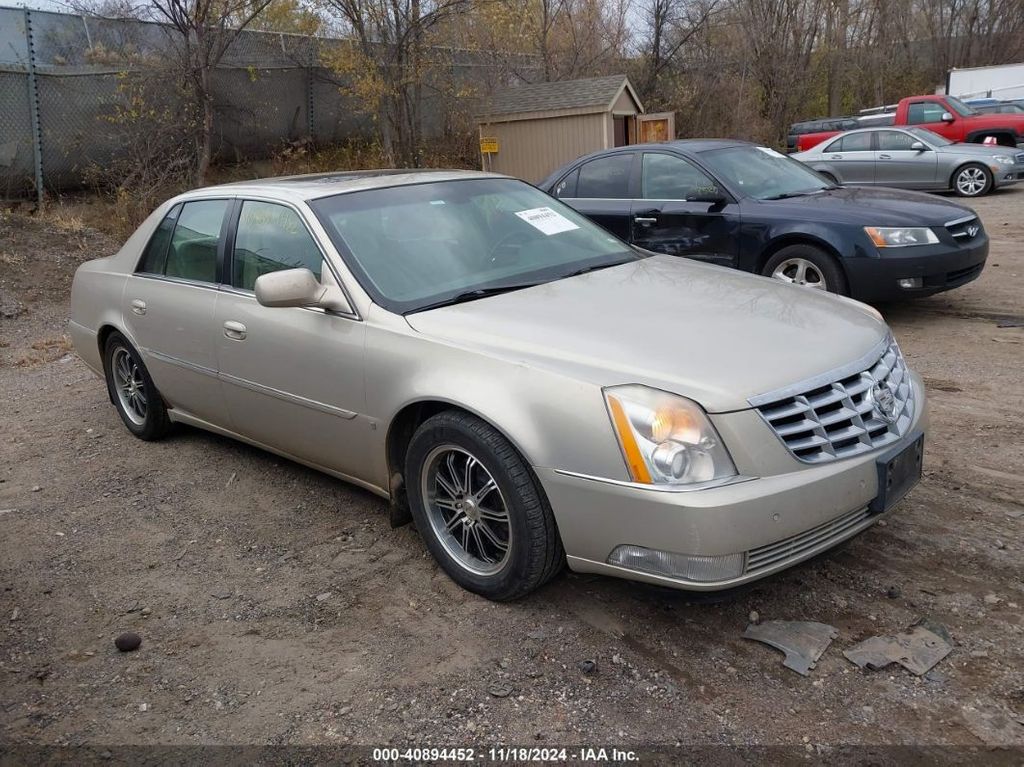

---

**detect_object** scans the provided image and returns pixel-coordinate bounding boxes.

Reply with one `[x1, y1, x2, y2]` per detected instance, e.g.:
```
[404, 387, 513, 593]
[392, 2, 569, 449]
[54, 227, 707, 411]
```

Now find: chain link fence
[0, 6, 526, 202]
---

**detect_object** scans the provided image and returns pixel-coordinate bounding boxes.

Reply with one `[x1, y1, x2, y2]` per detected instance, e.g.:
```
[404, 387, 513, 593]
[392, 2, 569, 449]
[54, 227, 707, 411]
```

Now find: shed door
[638, 112, 676, 143]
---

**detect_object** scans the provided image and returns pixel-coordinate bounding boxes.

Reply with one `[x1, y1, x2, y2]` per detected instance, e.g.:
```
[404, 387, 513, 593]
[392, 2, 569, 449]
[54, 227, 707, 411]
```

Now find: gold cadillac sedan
[69, 171, 926, 600]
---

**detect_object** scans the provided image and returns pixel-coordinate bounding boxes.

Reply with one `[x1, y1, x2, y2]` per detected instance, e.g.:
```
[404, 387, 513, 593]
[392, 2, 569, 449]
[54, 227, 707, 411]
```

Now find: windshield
[309, 178, 638, 314]
[945, 96, 978, 117]
[906, 127, 953, 146]
[699, 145, 832, 200]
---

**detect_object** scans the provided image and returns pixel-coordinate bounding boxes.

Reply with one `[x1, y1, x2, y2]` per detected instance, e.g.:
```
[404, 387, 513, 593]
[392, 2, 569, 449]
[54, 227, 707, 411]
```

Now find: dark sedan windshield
[699, 145, 833, 200]
[309, 178, 637, 314]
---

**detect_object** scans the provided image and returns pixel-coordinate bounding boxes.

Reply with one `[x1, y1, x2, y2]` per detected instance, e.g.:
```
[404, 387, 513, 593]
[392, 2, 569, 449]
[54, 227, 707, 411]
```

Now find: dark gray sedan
[793, 127, 1024, 197]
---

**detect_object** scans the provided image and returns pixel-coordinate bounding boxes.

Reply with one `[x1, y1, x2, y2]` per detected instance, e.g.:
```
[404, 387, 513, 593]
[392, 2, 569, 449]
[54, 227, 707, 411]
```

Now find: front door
[121, 198, 231, 425]
[214, 199, 370, 479]
[629, 152, 740, 267]
[873, 130, 939, 188]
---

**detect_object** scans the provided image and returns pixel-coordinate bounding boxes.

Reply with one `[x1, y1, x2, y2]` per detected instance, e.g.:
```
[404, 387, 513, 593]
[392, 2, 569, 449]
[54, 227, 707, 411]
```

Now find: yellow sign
[480, 136, 499, 154]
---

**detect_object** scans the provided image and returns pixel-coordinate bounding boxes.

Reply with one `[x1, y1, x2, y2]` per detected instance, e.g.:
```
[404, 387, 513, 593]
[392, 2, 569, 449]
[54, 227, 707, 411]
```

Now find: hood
[753, 186, 975, 226]
[405, 256, 887, 413]
[937, 142, 1023, 160]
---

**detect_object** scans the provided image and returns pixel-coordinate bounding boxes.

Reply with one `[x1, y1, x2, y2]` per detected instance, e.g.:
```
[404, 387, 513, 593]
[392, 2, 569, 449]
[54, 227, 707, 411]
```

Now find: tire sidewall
[103, 332, 166, 440]
[405, 417, 537, 598]
[954, 163, 992, 197]
[762, 245, 847, 295]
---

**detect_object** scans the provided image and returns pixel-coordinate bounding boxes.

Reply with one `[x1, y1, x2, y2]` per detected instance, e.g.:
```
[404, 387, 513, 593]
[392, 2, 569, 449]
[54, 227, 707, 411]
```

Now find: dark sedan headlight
[864, 226, 939, 248]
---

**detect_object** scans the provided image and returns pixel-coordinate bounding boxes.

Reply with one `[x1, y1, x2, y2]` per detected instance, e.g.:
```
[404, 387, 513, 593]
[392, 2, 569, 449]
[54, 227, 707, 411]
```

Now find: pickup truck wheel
[762, 245, 847, 295]
[406, 411, 564, 601]
[103, 331, 171, 440]
[952, 163, 993, 197]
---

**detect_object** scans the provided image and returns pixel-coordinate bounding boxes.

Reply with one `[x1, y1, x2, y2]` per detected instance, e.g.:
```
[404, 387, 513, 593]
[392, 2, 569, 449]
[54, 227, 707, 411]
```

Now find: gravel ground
[1, 189, 1022, 752]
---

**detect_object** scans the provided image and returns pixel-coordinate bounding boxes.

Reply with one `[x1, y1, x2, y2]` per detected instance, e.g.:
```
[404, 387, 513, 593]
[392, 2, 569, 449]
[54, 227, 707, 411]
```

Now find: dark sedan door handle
[634, 216, 658, 225]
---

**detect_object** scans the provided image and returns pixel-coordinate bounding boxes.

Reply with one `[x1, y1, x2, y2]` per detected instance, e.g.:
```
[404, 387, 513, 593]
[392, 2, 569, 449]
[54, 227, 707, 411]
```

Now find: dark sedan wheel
[406, 411, 564, 601]
[103, 331, 171, 440]
[762, 244, 847, 295]
[952, 163, 993, 197]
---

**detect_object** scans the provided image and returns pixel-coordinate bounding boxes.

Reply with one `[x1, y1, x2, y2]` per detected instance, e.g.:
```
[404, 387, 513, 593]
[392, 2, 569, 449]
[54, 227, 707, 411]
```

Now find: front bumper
[844, 236, 988, 302]
[538, 372, 927, 591]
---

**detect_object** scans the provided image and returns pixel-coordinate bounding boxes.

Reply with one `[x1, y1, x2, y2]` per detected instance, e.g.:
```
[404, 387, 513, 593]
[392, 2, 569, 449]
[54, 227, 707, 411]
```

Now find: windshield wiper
[761, 189, 825, 201]
[562, 260, 633, 279]
[409, 282, 542, 313]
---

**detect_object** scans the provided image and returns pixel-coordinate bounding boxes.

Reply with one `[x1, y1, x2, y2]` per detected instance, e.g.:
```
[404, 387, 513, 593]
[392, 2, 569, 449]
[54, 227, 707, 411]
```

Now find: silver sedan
[793, 127, 1024, 197]
[70, 171, 926, 600]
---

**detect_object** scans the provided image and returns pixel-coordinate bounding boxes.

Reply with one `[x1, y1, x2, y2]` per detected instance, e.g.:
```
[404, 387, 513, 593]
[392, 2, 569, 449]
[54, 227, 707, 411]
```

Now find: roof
[193, 169, 505, 202]
[478, 75, 643, 123]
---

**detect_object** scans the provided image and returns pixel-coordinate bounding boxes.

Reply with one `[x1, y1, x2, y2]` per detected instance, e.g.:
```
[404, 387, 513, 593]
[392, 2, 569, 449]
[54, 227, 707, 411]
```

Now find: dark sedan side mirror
[687, 189, 728, 204]
[910, 141, 927, 151]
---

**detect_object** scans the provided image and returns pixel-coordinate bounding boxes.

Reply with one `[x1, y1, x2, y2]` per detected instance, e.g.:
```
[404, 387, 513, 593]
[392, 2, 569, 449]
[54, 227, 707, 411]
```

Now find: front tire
[405, 411, 564, 601]
[103, 331, 171, 441]
[762, 244, 847, 295]
[952, 163, 993, 197]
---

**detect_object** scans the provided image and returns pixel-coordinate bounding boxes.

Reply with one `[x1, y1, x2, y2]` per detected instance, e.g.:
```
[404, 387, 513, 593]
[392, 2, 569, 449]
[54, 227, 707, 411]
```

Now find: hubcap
[421, 445, 512, 576]
[771, 257, 827, 290]
[957, 167, 986, 196]
[112, 347, 147, 426]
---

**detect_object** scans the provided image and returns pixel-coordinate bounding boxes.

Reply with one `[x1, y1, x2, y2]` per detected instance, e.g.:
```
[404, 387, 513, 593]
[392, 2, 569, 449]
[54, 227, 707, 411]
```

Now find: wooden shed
[476, 75, 673, 183]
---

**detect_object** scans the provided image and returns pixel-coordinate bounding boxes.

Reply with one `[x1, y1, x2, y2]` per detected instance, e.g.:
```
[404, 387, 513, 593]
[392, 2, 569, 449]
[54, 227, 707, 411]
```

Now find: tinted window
[642, 153, 718, 199]
[164, 200, 228, 283]
[833, 133, 872, 152]
[232, 201, 323, 291]
[137, 203, 181, 274]
[552, 168, 578, 198]
[877, 131, 918, 151]
[576, 155, 632, 198]
[907, 102, 947, 124]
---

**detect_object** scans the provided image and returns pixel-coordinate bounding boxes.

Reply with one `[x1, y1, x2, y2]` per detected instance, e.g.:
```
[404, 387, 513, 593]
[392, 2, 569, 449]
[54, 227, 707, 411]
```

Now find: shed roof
[478, 74, 643, 123]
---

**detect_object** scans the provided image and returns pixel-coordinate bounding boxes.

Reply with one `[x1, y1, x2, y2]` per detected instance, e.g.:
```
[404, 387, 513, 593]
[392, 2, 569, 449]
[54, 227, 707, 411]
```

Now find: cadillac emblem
[870, 381, 899, 424]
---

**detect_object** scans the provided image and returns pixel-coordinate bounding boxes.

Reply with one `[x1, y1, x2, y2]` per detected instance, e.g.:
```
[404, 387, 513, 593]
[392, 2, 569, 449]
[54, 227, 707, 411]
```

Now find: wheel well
[966, 131, 1016, 146]
[949, 161, 991, 187]
[97, 324, 118, 361]
[758, 236, 845, 276]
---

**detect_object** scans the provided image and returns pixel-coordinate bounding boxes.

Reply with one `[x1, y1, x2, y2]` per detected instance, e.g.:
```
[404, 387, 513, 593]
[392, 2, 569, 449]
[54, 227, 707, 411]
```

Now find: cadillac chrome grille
[753, 338, 915, 463]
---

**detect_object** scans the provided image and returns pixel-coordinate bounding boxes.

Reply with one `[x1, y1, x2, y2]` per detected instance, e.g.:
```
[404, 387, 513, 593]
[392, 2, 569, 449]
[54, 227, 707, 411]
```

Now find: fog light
[898, 277, 923, 289]
[607, 545, 745, 582]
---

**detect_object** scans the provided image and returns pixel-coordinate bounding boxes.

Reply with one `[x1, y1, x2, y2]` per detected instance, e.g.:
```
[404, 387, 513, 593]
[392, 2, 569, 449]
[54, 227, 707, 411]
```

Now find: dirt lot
[1, 189, 1022, 754]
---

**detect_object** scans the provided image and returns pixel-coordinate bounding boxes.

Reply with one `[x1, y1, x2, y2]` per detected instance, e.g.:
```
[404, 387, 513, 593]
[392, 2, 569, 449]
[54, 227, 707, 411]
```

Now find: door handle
[830, 155, 842, 160]
[634, 216, 658, 225]
[223, 320, 247, 340]
[130, 299, 146, 316]
[879, 153, 892, 159]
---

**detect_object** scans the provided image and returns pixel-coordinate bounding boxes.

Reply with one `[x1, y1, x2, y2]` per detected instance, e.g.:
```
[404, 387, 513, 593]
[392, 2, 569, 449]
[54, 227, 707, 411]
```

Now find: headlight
[604, 385, 737, 486]
[864, 226, 939, 248]
[992, 155, 1014, 165]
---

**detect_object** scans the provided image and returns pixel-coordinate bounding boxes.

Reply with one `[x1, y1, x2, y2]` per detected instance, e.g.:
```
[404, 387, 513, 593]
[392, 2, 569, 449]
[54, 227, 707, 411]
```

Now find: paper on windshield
[515, 207, 580, 236]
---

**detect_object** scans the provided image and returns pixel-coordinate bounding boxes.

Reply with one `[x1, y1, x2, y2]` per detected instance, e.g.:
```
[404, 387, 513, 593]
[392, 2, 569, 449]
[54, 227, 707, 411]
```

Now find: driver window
[232, 201, 323, 291]
[642, 153, 718, 199]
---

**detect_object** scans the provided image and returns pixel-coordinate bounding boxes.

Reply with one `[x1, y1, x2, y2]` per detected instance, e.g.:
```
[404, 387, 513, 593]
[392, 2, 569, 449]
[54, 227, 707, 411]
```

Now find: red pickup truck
[795, 95, 1024, 151]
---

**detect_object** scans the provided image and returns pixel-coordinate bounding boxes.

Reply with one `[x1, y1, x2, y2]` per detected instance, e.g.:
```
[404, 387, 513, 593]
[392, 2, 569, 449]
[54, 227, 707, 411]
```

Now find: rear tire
[952, 163, 993, 197]
[406, 411, 564, 601]
[762, 244, 847, 295]
[103, 331, 171, 441]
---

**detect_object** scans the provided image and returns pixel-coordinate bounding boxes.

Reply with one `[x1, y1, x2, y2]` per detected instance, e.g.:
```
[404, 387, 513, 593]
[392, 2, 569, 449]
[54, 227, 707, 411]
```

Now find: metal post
[306, 36, 315, 141]
[23, 8, 44, 207]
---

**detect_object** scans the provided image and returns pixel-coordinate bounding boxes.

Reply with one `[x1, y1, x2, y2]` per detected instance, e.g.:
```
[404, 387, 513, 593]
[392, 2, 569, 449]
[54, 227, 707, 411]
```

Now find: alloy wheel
[956, 167, 987, 196]
[111, 347, 147, 426]
[771, 257, 828, 290]
[421, 445, 512, 576]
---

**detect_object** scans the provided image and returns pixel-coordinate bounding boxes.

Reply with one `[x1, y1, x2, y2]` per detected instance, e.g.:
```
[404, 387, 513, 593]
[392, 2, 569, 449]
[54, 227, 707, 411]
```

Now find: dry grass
[15, 335, 73, 368]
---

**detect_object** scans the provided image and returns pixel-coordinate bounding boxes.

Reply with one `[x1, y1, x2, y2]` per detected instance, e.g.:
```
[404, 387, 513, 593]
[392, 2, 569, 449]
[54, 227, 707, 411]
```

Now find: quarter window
[163, 200, 229, 283]
[907, 102, 947, 124]
[576, 154, 633, 198]
[231, 201, 323, 291]
[642, 153, 718, 199]
[137, 203, 181, 274]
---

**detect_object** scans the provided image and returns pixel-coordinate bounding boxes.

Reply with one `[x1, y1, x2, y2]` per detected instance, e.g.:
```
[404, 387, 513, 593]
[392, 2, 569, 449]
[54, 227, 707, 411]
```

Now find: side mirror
[910, 141, 927, 151]
[254, 268, 353, 314]
[940, 111, 954, 122]
[687, 190, 727, 204]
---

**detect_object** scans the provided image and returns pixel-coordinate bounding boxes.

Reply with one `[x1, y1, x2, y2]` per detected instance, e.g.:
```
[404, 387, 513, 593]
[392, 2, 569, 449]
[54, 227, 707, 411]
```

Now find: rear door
[874, 130, 939, 188]
[820, 133, 875, 183]
[630, 151, 739, 267]
[553, 153, 635, 240]
[121, 198, 231, 425]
